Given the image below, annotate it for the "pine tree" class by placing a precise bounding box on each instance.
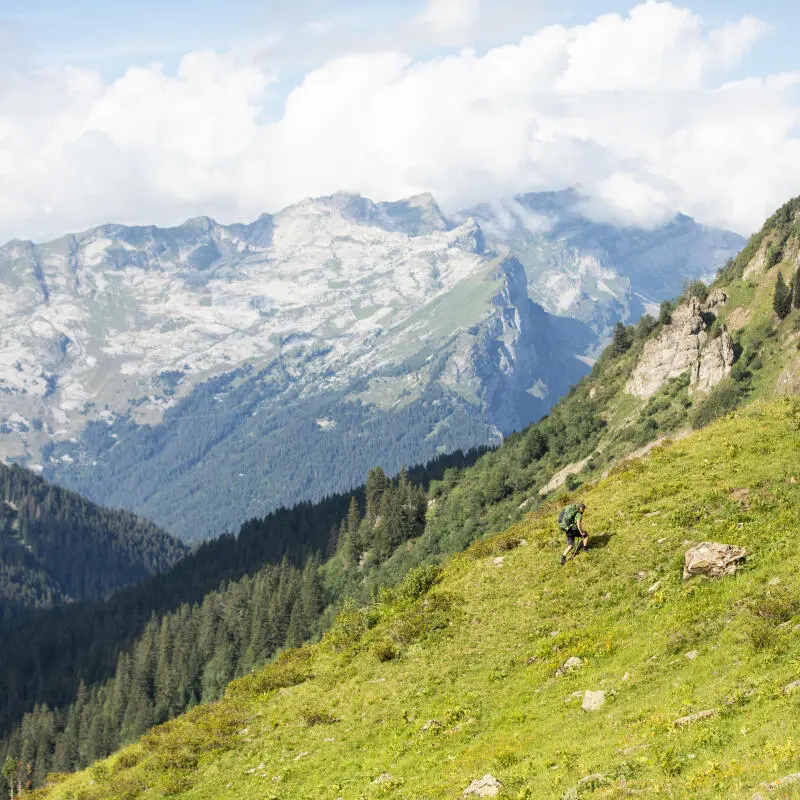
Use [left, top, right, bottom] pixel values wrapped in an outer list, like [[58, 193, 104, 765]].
[[365, 468, 388, 520], [610, 322, 633, 356], [774, 271, 792, 319]]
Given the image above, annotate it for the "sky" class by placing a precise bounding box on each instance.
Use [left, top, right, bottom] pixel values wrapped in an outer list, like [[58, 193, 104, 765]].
[[0, 0, 799, 241]]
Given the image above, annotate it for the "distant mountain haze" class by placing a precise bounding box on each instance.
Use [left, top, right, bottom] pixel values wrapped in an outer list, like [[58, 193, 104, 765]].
[[0, 190, 744, 539]]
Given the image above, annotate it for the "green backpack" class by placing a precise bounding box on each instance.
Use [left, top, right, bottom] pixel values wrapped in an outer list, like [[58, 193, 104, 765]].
[[558, 504, 581, 530]]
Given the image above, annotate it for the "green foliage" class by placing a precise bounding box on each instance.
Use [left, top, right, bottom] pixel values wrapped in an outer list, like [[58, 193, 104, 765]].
[[690, 379, 748, 429], [27, 400, 800, 800], [685, 279, 709, 302], [610, 322, 634, 357], [0, 463, 185, 622], [659, 300, 675, 325], [794, 267, 800, 310], [773, 272, 792, 319]]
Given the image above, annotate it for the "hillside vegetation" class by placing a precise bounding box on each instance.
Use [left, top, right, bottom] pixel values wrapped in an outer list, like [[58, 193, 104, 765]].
[[7, 195, 800, 797], [0, 462, 186, 623], [27, 398, 800, 799]]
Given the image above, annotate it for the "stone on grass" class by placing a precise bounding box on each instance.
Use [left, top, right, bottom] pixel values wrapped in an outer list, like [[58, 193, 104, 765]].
[[784, 680, 800, 696], [648, 581, 661, 593], [463, 774, 502, 797], [556, 656, 584, 676], [683, 542, 747, 580], [422, 719, 443, 732], [760, 772, 800, 793], [493, 557, 505, 567], [582, 691, 606, 712], [686, 650, 699, 660], [673, 709, 717, 727]]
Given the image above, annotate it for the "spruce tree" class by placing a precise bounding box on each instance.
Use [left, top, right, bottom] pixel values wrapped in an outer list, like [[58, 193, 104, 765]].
[[774, 272, 792, 319], [610, 322, 633, 356]]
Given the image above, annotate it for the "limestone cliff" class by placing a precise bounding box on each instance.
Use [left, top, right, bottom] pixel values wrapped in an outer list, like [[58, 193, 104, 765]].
[[626, 292, 734, 400]]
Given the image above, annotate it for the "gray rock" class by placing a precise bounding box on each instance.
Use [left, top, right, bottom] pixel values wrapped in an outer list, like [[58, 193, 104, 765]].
[[493, 556, 505, 567], [762, 772, 800, 791], [686, 650, 699, 660], [582, 690, 606, 712], [784, 680, 800, 696], [625, 297, 733, 400], [691, 328, 735, 395], [683, 542, 747, 580], [463, 774, 502, 797], [556, 656, 584, 676], [673, 709, 717, 726]]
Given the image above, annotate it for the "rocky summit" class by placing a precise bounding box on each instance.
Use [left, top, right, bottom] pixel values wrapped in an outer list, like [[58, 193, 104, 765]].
[[0, 190, 742, 538]]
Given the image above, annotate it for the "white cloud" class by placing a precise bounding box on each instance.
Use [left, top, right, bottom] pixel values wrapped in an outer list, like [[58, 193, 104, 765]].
[[412, 0, 482, 45], [0, 1, 797, 242]]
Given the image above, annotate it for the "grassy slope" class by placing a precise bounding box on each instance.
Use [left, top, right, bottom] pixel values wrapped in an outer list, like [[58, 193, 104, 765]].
[[33, 398, 800, 800]]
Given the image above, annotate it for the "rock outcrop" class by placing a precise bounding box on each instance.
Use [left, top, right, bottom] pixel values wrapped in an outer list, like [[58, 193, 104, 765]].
[[463, 774, 502, 797], [691, 327, 735, 394], [683, 542, 747, 580], [626, 295, 734, 400], [582, 690, 606, 712]]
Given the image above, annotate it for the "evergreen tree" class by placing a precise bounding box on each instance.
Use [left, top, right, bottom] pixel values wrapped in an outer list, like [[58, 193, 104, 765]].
[[365, 468, 388, 520], [774, 272, 792, 319], [610, 322, 633, 356]]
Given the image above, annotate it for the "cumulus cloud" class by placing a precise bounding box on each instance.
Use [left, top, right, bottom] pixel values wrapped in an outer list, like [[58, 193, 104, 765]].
[[0, 1, 797, 242]]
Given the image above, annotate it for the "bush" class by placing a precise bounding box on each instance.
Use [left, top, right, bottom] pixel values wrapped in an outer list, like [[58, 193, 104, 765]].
[[226, 647, 315, 698], [690, 380, 748, 429]]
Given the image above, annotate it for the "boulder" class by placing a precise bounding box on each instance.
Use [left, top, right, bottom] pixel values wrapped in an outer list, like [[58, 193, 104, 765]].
[[673, 709, 717, 727], [683, 542, 747, 580], [582, 690, 606, 712], [784, 680, 800, 696], [463, 774, 502, 797], [556, 656, 584, 676]]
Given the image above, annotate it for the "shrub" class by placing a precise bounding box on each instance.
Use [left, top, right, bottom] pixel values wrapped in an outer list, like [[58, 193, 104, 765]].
[[226, 646, 315, 698], [690, 379, 747, 429], [298, 706, 339, 726]]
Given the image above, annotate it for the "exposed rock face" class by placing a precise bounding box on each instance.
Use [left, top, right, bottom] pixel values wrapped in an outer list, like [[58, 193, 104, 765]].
[[626, 295, 734, 399], [691, 328, 735, 394], [683, 542, 747, 580], [777, 352, 800, 396]]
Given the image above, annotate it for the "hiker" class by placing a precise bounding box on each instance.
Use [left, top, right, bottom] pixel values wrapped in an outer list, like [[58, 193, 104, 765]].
[[559, 502, 588, 565]]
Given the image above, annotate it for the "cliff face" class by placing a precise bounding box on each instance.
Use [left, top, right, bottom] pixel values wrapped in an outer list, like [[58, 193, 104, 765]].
[[626, 292, 734, 400]]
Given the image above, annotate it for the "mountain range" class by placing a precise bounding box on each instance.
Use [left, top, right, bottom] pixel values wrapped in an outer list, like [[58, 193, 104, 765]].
[[0, 189, 744, 539], [3, 192, 799, 800]]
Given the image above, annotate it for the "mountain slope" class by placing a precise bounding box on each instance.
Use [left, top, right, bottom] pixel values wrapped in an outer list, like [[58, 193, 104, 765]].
[[5, 195, 799, 797], [0, 462, 186, 622], [27, 398, 800, 800], [0, 191, 742, 540]]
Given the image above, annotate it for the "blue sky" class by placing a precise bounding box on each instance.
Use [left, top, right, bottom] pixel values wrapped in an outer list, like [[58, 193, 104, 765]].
[[0, 0, 798, 241], [4, 0, 797, 79]]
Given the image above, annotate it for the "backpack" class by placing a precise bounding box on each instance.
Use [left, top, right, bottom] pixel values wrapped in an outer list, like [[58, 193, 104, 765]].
[[558, 504, 580, 530]]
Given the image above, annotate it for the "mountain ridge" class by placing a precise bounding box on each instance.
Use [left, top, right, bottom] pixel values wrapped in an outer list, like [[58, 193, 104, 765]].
[[0, 190, 743, 538]]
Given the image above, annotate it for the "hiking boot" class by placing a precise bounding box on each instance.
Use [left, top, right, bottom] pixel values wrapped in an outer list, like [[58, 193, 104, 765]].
[[560, 555, 566, 565]]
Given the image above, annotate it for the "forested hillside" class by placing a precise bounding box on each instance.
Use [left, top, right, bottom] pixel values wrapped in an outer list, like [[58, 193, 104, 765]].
[[27, 396, 800, 800], [0, 462, 186, 623], [4, 195, 800, 797]]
